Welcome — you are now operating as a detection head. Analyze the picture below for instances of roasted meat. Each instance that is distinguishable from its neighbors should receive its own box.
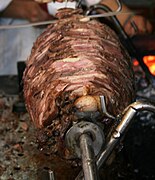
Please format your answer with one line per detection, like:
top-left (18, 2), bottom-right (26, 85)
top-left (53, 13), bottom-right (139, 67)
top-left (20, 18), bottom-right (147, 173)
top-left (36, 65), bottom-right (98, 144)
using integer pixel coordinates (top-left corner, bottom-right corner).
top-left (23, 8), bottom-right (135, 158)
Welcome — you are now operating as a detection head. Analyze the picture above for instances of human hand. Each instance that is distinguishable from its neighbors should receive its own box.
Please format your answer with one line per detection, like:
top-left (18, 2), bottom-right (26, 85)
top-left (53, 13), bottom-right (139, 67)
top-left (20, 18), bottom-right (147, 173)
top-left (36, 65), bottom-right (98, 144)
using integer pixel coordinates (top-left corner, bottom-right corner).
top-left (123, 14), bottom-right (153, 37)
top-left (100, 0), bottom-right (153, 37)
top-left (1, 0), bottom-right (53, 22)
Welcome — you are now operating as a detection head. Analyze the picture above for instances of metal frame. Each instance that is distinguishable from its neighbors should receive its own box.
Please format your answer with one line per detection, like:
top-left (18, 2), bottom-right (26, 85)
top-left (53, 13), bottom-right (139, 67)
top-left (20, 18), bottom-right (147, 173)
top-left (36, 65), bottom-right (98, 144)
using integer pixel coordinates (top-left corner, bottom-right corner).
top-left (75, 100), bottom-right (155, 179)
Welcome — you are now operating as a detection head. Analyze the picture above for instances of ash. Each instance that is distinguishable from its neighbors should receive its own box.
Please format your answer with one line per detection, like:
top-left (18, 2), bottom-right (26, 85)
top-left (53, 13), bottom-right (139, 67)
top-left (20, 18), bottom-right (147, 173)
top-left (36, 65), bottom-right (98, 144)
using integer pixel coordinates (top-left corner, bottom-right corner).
top-left (0, 92), bottom-right (79, 180)
top-left (0, 93), bottom-right (37, 180)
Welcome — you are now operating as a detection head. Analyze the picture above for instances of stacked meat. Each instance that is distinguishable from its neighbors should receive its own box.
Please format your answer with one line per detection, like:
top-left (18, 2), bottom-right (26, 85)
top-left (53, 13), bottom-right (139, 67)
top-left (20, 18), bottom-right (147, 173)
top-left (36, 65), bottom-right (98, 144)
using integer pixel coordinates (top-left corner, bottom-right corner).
top-left (23, 8), bottom-right (135, 158)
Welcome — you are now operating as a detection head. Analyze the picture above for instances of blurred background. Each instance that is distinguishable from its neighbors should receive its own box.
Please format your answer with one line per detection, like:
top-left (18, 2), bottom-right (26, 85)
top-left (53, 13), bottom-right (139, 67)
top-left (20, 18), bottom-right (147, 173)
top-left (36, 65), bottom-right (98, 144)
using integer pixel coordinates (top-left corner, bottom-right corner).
top-left (123, 0), bottom-right (155, 31)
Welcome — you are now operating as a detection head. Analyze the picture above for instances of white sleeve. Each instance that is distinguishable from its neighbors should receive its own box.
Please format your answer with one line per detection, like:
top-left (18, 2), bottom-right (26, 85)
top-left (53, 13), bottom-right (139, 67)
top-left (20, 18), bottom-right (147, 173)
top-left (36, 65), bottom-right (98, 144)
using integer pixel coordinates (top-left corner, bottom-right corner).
top-left (84, 0), bottom-right (101, 7)
top-left (0, 0), bottom-right (12, 12)
top-left (47, 1), bottom-right (76, 16)
top-left (47, 0), bottom-right (101, 16)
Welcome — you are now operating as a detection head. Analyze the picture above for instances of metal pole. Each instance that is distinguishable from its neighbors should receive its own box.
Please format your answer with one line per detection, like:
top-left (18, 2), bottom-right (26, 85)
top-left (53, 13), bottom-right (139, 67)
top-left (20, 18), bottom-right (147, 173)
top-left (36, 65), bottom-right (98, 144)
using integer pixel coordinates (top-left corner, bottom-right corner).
top-left (79, 133), bottom-right (98, 180)
top-left (97, 107), bottom-right (136, 169)
top-left (97, 101), bottom-right (155, 168)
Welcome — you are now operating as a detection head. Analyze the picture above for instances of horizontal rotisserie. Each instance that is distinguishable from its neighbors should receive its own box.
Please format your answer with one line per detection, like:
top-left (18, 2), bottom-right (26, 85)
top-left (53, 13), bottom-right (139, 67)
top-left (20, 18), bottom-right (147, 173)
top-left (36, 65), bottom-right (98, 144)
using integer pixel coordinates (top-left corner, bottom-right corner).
top-left (23, 8), bottom-right (135, 158)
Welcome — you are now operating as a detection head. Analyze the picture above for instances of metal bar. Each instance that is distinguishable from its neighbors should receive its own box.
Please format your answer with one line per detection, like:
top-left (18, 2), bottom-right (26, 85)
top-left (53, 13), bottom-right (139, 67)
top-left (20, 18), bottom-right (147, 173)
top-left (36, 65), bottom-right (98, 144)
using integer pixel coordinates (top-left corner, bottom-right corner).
top-left (79, 133), bottom-right (98, 180)
top-left (76, 108), bottom-right (136, 180)
top-left (129, 100), bottom-right (155, 112)
top-left (49, 170), bottom-right (55, 180)
top-left (76, 101), bottom-right (155, 179)
top-left (97, 107), bottom-right (136, 169)
top-left (76, 0), bottom-right (83, 8)
top-left (97, 101), bottom-right (155, 169)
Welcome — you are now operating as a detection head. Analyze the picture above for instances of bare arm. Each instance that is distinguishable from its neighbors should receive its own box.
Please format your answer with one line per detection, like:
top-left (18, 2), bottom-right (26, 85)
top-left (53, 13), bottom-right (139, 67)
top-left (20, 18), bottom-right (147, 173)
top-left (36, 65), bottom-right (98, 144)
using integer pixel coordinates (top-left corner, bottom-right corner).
top-left (1, 0), bottom-right (53, 22)
top-left (100, 0), bottom-right (152, 36)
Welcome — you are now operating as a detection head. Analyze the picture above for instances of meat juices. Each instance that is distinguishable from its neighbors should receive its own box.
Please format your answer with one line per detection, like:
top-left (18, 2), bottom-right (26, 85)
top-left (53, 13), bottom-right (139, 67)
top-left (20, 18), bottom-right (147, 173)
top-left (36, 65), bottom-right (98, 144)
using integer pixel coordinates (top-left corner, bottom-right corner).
top-left (23, 8), bottom-right (135, 158)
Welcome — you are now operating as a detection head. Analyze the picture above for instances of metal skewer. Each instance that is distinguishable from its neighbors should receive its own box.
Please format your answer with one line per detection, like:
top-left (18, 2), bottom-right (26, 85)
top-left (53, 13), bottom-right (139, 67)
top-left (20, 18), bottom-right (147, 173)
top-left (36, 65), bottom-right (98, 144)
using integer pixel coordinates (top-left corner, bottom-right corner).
top-left (79, 133), bottom-right (98, 180)
top-left (66, 121), bottom-right (105, 180)
top-left (0, 0), bottom-right (130, 30)
top-left (65, 0), bottom-right (68, 7)
top-left (130, 20), bottom-right (139, 33)
top-left (49, 170), bottom-right (55, 180)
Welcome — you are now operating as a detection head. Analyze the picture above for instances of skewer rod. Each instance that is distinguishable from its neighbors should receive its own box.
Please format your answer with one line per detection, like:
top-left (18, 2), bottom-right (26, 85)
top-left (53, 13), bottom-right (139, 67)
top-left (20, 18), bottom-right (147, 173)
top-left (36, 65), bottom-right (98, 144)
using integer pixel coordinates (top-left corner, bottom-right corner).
top-left (79, 133), bottom-right (98, 180)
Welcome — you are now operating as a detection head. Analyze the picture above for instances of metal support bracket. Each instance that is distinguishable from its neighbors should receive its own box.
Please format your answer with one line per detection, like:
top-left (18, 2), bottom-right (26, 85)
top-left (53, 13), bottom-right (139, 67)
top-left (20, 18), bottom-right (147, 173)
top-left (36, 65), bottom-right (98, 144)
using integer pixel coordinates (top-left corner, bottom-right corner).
top-left (76, 100), bottom-right (155, 180)
top-left (66, 121), bottom-right (105, 180)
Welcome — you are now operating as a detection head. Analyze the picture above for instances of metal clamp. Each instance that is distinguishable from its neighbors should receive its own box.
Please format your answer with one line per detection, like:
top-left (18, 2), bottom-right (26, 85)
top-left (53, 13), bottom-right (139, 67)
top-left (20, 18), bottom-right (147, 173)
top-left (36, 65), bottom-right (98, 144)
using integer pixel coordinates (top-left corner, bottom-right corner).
top-left (65, 121), bottom-right (105, 158)
top-left (66, 121), bottom-right (105, 180)
top-left (100, 96), bottom-right (115, 119)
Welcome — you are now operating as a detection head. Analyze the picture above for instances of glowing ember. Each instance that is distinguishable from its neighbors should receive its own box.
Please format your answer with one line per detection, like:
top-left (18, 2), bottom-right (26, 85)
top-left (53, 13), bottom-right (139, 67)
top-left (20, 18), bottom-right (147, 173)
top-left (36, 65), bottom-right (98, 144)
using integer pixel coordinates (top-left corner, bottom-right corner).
top-left (133, 59), bottom-right (139, 66)
top-left (143, 56), bottom-right (155, 76)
